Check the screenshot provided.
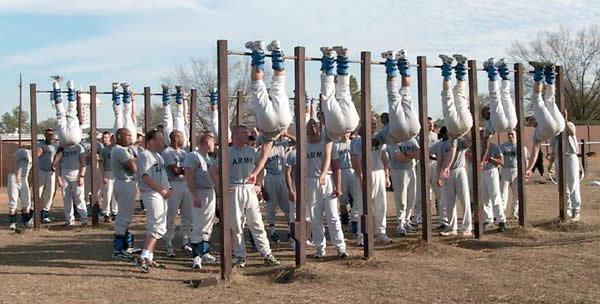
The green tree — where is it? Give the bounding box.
[136,104,164,131]
[37,117,57,132]
[0,106,29,133]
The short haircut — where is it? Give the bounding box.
[44,128,54,132]
[427,116,432,121]
[232,125,248,132]
[200,132,214,145]
[102,131,111,136]
[145,129,162,143]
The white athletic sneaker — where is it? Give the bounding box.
[234,257,246,268]
[66,80,74,90]
[26,218,34,228]
[483,57,495,69]
[397,49,408,60]
[50,75,63,83]
[42,217,52,224]
[356,234,364,247]
[9,223,17,231]
[572,211,581,222]
[439,54,454,65]
[201,253,217,263]
[314,249,326,259]
[566,209,573,218]
[381,50,397,60]
[192,256,202,269]
[320,47,336,58]
[80,218,88,226]
[245,40,266,53]
[495,58,507,68]
[264,254,281,266]
[111,82,119,90]
[452,54,468,64]
[306,240,315,247]
[166,244,176,258]
[396,225,407,236]
[161,83,170,91]
[120,82,130,91]
[332,46,348,57]
[337,248,349,258]
[266,40,281,52]
[439,230,458,237]
[376,234,392,244]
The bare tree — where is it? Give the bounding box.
[163,57,267,131]
[509,25,600,122]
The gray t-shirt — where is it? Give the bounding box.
[550,134,579,157]
[14,148,32,177]
[440,138,469,170]
[387,138,419,170]
[483,143,502,170]
[111,145,136,181]
[38,141,57,172]
[306,139,331,177]
[350,136,385,171]
[161,147,188,182]
[183,151,214,189]
[60,144,85,181]
[500,142,530,169]
[430,140,444,161]
[285,149,296,169]
[138,149,169,193]
[483,120,495,138]
[264,141,288,175]
[332,140,353,170]
[100,145,113,172]
[226,145,259,185]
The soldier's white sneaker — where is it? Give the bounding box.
[397,49,408,60]
[337,248,349,258]
[234,257,246,268]
[572,211,581,222]
[9,223,17,231]
[439,230,458,237]
[201,253,217,263]
[320,47,336,58]
[452,54,468,64]
[192,256,202,269]
[439,54,454,65]
[266,40,281,52]
[566,209,573,218]
[332,46,349,57]
[381,50,397,60]
[376,234,392,244]
[245,40,266,52]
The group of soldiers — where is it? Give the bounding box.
[5,41,584,273]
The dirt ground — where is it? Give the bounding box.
[1,160,600,304]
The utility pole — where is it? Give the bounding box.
[18,73,23,146]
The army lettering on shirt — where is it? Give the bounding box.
[500,142,530,169]
[483,143,502,170]
[111,145,136,181]
[332,140,352,170]
[38,141,58,172]
[14,148,32,177]
[60,144,85,181]
[386,137,420,170]
[350,136,385,171]
[137,149,169,192]
[161,146,188,182]
[183,151,215,189]
[220,145,259,185]
[306,139,331,177]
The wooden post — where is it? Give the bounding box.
[417,56,432,242]
[292,46,307,267]
[217,39,232,281]
[18,74,23,146]
[236,90,243,125]
[514,63,527,226]
[189,89,198,151]
[90,86,99,227]
[144,87,152,148]
[30,83,41,230]
[468,60,483,239]
[555,66,568,221]
[580,139,586,173]
[360,51,374,258]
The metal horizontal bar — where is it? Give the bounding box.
[228,50,297,60]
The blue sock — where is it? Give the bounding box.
[533,67,544,83]
[125,231,134,250]
[175,88,183,105]
[20,213,28,224]
[112,90,121,105]
[337,56,349,75]
[544,67,555,85]
[251,51,265,71]
[398,59,411,77]
[498,64,510,80]
[351,222,358,235]
[162,87,170,106]
[41,210,48,220]
[113,235,125,253]
[9,214,17,224]
[199,241,210,255]
[271,50,285,71]
[321,55,335,75]
[385,59,398,77]
[485,64,497,81]
[455,63,467,81]
[441,63,453,81]
[209,90,218,105]
[122,90,131,104]
[53,88,62,104]
[67,88,75,103]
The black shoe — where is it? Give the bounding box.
[498,222,506,233]
[104,215,111,223]
[270,231,280,243]
[437,224,448,230]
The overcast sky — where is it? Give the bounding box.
[1,0,599,128]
